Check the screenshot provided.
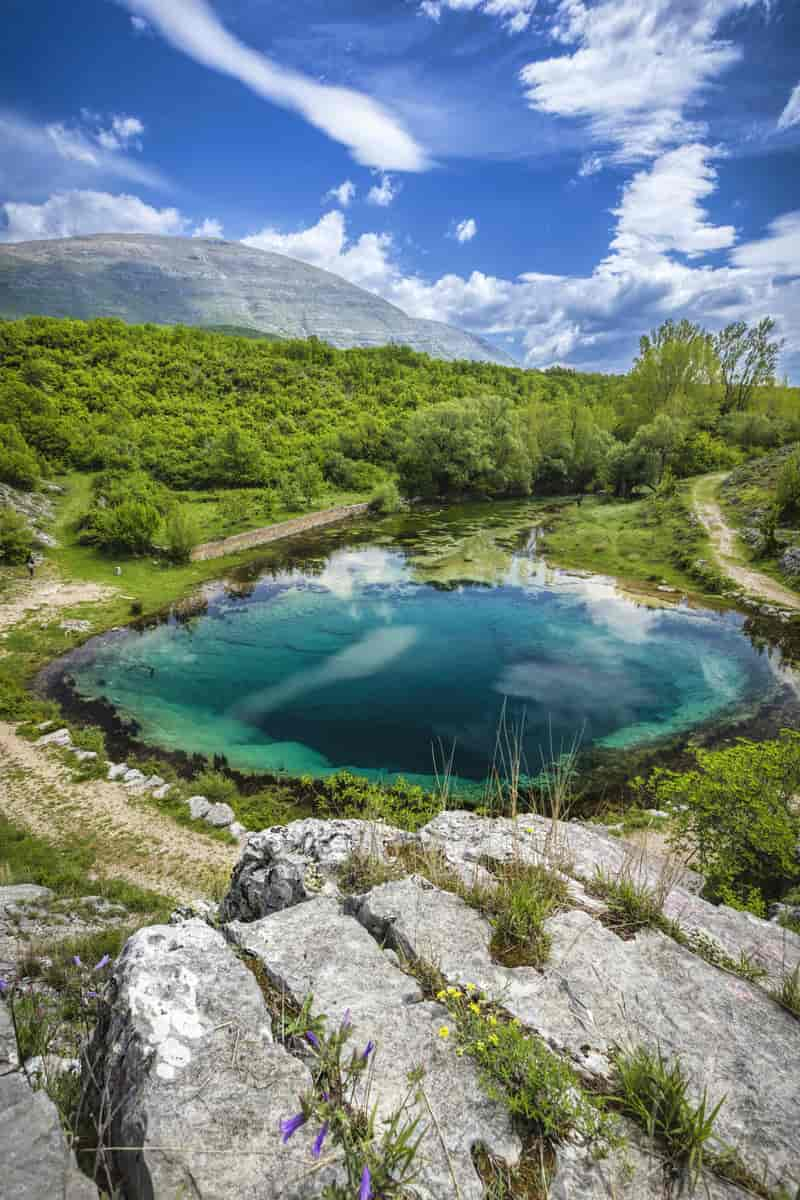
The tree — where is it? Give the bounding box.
[628,319,719,426]
[398,395,534,499]
[0,505,33,563]
[714,318,782,413]
[205,426,266,487]
[163,504,199,563]
[776,450,800,520]
[0,424,40,490]
[652,732,800,912]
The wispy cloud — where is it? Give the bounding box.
[777,82,800,132]
[0,110,164,194]
[419,0,536,35]
[122,0,429,171]
[578,153,603,178]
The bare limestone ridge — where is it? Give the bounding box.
[68,812,799,1200]
[0,234,514,366]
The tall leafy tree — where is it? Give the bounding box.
[628,319,719,427]
[714,318,783,413]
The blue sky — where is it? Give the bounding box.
[1,0,799,377]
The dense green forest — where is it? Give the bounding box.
[0,314,798,557]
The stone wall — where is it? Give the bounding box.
[190,502,370,562]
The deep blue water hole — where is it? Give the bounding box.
[65,504,783,788]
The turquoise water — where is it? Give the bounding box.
[65,504,781,787]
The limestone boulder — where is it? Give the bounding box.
[86,918,336,1199]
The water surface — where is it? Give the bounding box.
[64,502,784,788]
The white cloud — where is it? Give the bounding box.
[323,180,356,208]
[578,153,603,177]
[122,0,428,171]
[130,14,150,33]
[419,0,536,34]
[0,189,197,242]
[192,217,224,239]
[367,174,398,207]
[95,115,145,152]
[242,210,396,293]
[520,0,757,160]
[608,144,736,262]
[730,212,800,275]
[239,144,798,377]
[454,217,478,242]
[777,83,800,132]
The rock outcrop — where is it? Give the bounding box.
[86,812,800,1199]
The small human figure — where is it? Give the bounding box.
[26,552,36,579]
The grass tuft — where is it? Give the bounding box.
[487,862,570,969]
[610,1044,724,1186]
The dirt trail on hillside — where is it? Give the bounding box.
[0,566,116,637]
[693,477,800,612]
[0,568,238,902]
[0,724,237,902]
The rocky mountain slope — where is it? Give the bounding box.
[0,234,514,365]
[6,811,792,1199]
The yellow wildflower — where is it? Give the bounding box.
[436,990,447,1002]
[465,983,476,992]
[487,1014,498,1027]
[438,1026,450,1040]
[476,1041,486,1052]
[488,1033,499,1046]
[469,1002,481,1015]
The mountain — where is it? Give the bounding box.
[0,234,514,365]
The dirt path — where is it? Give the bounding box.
[693,474,800,612]
[0,566,116,637]
[0,723,237,902]
[0,567,238,902]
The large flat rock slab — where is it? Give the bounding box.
[226,896,521,1200]
[356,876,800,1195]
[420,810,702,893]
[89,919,334,1199]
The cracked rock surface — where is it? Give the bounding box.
[84,813,800,1200]
[227,896,521,1200]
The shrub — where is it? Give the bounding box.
[163,503,198,563]
[191,768,239,805]
[0,505,33,564]
[0,423,40,489]
[775,450,800,520]
[369,479,403,515]
[652,731,800,911]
